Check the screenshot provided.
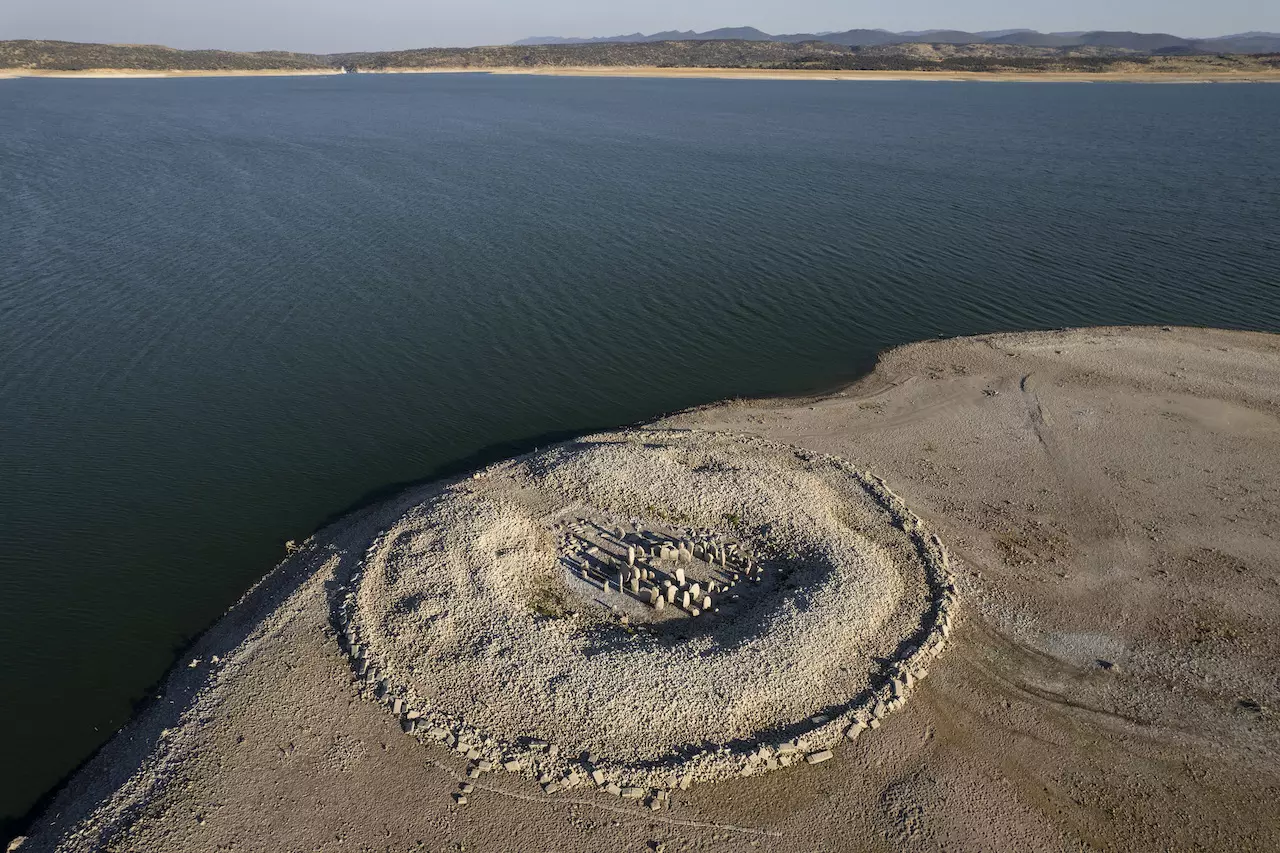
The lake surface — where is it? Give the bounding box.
[1,73,1278,825]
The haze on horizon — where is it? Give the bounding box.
[2,0,1277,55]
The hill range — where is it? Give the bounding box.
[3,37,1280,78]
[515,27,1280,55]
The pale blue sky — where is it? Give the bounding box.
[3,0,1276,53]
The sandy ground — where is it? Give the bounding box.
[0,68,340,79]
[4,66,1279,83]
[12,326,1280,852]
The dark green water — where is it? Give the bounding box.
[1,74,1278,824]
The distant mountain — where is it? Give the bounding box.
[1201,34,1280,53]
[513,27,1280,53]
[511,27,775,46]
[773,29,902,46]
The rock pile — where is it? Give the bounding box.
[331,429,956,804]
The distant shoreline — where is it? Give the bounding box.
[5,65,1280,83]
[0,68,341,79]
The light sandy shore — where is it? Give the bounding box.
[12,326,1280,852]
[5,66,1279,83]
[0,68,340,80]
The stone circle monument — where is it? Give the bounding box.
[332,429,956,806]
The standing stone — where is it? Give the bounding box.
[689,582,701,600]
[654,596,665,611]
[665,586,677,603]
[627,546,635,566]
[617,572,625,594]
[681,590,691,610]
[702,595,712,610]
[675,567,686,586]
[629,577,640,594]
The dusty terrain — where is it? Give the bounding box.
[14,326,1280,852]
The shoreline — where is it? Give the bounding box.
[5,65,1280,83]
[0,68,341,80]
[14,325,1280,852]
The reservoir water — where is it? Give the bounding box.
[1,73,1278,824]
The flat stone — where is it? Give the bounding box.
[591,769,606,785]
[806,750,833,764]
[503,759,523,772]
[620,787,646,800]
[605,783,622,796]
[460,782,474,794]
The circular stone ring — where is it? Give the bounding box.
[333,429,956,800]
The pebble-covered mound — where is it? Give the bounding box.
[334,429,956,801]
